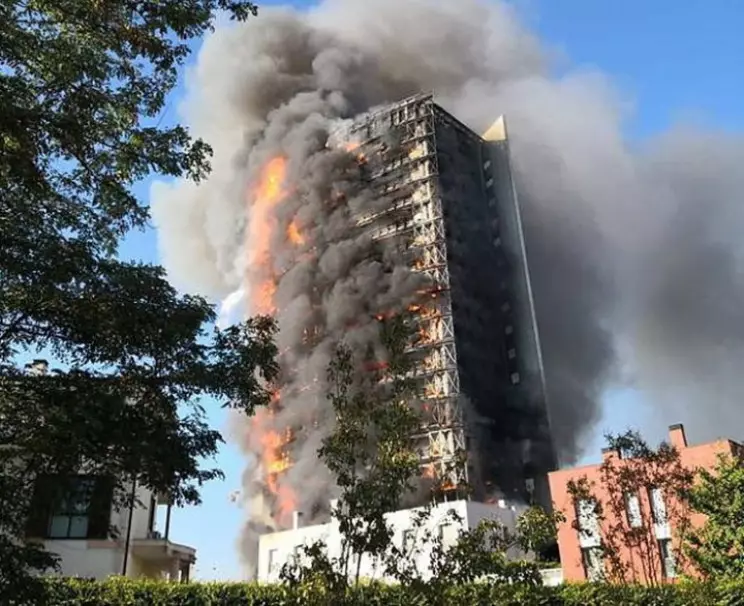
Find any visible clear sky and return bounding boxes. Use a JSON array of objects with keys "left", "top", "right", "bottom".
[{"left": 120, "top": 0, "right": 744, "bottom": 580}]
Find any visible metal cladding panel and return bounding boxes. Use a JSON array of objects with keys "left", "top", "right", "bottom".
[{"left": 482, "top": 117, "right": 557, "bottom": 502}]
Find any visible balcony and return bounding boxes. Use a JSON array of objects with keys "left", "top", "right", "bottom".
[
  {"left": 130, "top": 534, "right": 196, "bottom": 581},
  {"left": 130, "top": 491, "right": 195, "bottom": 581}
]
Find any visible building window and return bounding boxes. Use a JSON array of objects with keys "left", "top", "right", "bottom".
[
  {"left": 268, "top": 548, "right": 279, "bottom": 573},
  {"left": 504, "top": 325, "right": 514, "bottom": 335},
  {"left": 49, "top": 477, "right": 95, "bottom": 539},
  {"left": 649, "top": 487, "right": 667, "bottom": 523},
  {"left": 659, "top": 539, "right": 676, "bottom": 578},
  {"left": 402, "top": 529, "right": 415, "bottom": 553},
  {"left": 625, "top": 492, "right": 642, "bottom": 528},
  {"left": 500, "top": 301, "right": 511, "bottom": 313},
  {"left": 577, "top": 499, "right": 600, "bottom": 544},
  {"left": 507, "top": 348, "right": 517, "bottom": 360},
  {"left": 510, "top": 372, "right": 520, "bottom": 385},
  {"left": 581, "top": 546, "right": 604, "bottom": 581},
  {"left": 438, "top": 523, "right": 457, "bottom": 547},
  {"left": 25, "top": 475, "right": 113, "bottom": 540}
]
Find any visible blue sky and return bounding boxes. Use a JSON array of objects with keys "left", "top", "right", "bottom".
[{"left": 120, "top": 0, "right": 744, "bottom": 580}]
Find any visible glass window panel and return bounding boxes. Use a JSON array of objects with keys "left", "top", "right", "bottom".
[
  {"left": 49, "top": 516, "right": 70, "bottom": 538},
  {"left": 625, "top": 493, "right": 642, "bottom": 528},
  {"left": 68, "top": 516, "right": 89, "bottom": 538}
]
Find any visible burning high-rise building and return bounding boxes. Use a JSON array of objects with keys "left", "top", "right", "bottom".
[
  {"left": 236, "top": 92, "right": 557, "bottom": 555},
  {"left": 248, "top": 93, "right": 558, "bottom": 581},
  {"left": 342, "top": 93, "right": 556, "bottom": 504},
  {"left": 151, "top": 0, "right": 744, "bottom": 579}
]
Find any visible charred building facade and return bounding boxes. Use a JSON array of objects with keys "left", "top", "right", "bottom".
[{"left": 347, "top": 93, "right": 556, "bottom": 505}]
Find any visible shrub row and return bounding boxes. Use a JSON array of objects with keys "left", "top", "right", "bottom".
[{"left": 33, "top": 577, "right": 744, "bottom": 606}]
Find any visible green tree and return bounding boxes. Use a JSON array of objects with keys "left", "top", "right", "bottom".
[
  {"left": 283, "top": 315, "right": 556, "bottom": 603},
  {"left": 685, "top": 452, "right": 744, "bottom": 579},
  {"left": 565, "top": 431, "right": 694, "bottom": 585},
  {"left": 0, "top": 0, "right": 276, "bottom": 601},
  {"left": 515, "top": 504, "right": 565, "bottom": 561},
  {"left": 282, "top": 314, "right": 421, "bottom": 594}
]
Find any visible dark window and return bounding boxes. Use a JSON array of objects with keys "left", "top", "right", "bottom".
[
  {"left": 25, "top": 475, "right": 114, "bottom": 540},
  {"left": 49, "top": 477, "right": 95, "bottom": 538},
  {"left": 659, "top": 538, "right": 676, "bottom": 578}
]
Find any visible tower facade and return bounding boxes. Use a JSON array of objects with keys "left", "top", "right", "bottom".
[{"left": 347, "top": 93, "right": 556, "bottom": 504}]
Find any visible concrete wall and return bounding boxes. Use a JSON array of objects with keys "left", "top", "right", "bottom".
[
  {"left": 44, "top": 540, "right": 123, "bottom": 579},
  {"left": 549, "top": 424, "right": 739, "bottom": 583},
  {"left": 258, "top": 499, "right": 528, "bottom": 583}
]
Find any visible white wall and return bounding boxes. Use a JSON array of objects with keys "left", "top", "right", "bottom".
[
  {"left": 43, "top": 483, "right": 157, "bottom": 579},
  {"left": 44, "top": 540, "right": 123, "bottom": 579},
  {"left": 258, "top": 499, "right": 529, "bottom": 583}
]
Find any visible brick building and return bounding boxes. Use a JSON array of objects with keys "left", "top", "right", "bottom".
[{"left": 548, "top": 424, "right": 743, "bottom": 583}]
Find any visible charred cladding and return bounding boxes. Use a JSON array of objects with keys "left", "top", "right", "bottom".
[{"left": 348, "top": 93, "right": 556, "bottom": 505}]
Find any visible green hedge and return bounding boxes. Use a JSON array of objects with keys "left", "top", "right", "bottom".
[{"left": 31, "top": 577, "right": 744, "bottom": 606}]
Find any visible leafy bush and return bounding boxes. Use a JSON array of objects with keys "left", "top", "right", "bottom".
[{"left": 32, "top": 577, "right": 744, "bottom": 606}]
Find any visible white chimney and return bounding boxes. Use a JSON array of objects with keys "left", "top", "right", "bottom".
[{"left": 292, "top": 510, "right": 302, "bottom": 530}]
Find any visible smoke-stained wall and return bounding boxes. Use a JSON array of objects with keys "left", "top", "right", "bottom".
[
  {"left": 431, "top": 107, "right": 554, "bottom": 503},
  {"left": 434, "top": 112, "right": 516, "bottom": 496},
  {"left": 484, "top": 119, "right": 556, "bottom": 505}
]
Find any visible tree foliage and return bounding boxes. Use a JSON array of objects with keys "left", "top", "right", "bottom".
[
  {"left": 565, "top": 431, "right": 694, "bottom": 585},
  {"left": 282, "top": 314, "right": 562, "bottom": 602},
  {"left": 0, "top": 0, "right": 274, "bottom": 600},
  {"left": 387, "top": 512, "right": 544, "bottom": 604},
  {"left": 283, "top": 315, "right": 421, "bottom": 589},
  {"left": 685, "top": 452, "right": 744, "bottom": 579},
  {"left": 515, "top": 504, "right": 565, "bottom": 557},
  {"left": 31, "top": 575, "right": 744, "bottom": 606}
]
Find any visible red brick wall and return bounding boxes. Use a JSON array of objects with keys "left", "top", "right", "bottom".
[{"left": 548, "top": 427, "right": 736, "bottom": 583}]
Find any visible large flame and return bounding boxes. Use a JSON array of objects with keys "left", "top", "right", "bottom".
[
  {"left": 247, "top": 157, "right": 287, "bottom": 316},
  {"left": 245, "top": 157, "right": 298, "bottom": 527}
]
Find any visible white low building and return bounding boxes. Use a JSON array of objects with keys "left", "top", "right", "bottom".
[
  {"left": 26, "top": 476, "right": 195, "bottom": 581},
  {"left": 258, "top": 499, "right": 528, "bottom": 583},
  {"left": 19, "top": 360, "right": 196, "bottom": 581}
]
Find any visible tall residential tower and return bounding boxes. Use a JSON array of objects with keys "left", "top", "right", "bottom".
[{"left": 348, "top": 93, "right": 555, "bottom": 505}]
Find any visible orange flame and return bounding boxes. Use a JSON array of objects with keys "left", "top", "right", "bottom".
[
  {"left": 342, "top": 141, "right": 366, "bottom": 164},
  {"left": 365, "top": 360, "right": 390, "bottom": 372},
  {"left": 288, "top": 220, "right": 305, "bottom": 246},
  {"left": 374, "top": 310, "right": 395, "bottom": 321},
  {"left": 419, "top": 327, "right": 433, "bottom": 343},
  {"left": 246, "top": 157, "right": 297, "bottom": 526},
  {"left": 250, "top": 404, "right": 296, "bottom": 525},
  {"left": 247, "top": 156, "right": 287, "bottom": 316}
]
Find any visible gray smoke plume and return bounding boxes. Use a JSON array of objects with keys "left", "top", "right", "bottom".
[{"left": 150, "top": 0, "right": 744, "bottom": 574}]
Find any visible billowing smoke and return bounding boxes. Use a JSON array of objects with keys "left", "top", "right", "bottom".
[{"left": 150, "top": 0, "right": 744, "bottom": 573}]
